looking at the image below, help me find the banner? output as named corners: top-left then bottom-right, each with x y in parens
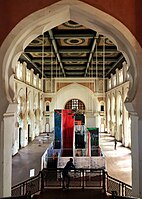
top-left (54, 109), bottom-right (62, 149)
top-left (62, 109), bottom-right (74, 156)
top-left (87, 127), bottom-right (99, 156)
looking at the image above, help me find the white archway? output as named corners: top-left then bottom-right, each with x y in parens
top-left (0, 0), bottom-right (142, 110)
top-left (1, 0), bottom-right (142, 197)
top-left (50, 83), bottom-right (97, 110)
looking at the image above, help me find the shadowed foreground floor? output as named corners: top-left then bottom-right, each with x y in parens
top-left (37, 189), bottom-right (111, 199)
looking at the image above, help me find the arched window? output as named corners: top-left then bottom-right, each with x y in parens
top-left (45, 102), bottom-right (50, 112)
top-left (65, 99), bottom-right (85, 111)
top-left (46, 105), bottom-right (49, 111)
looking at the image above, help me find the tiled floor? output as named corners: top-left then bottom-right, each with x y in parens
top-left (12, 132), bottom-right (132, 186)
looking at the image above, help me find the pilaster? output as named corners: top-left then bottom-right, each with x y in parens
top-left (125, 101), bottom-right (142, 198)
top-left (1, 103), bottom-right (18, 196)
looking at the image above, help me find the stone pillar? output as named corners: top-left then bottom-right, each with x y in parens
top-left (131, 114), bottom-right (138, 195)
top-left (116, 68), bottom-right (119, 85)
top-left (22, 62), bottom-right (27, 83)
top-left (122, 61), bottom-right (127, 82)
top-left (0, 103), bottom-right (17, 197)
top-left (111, 73), bottom-right (113, 88)
top-left (131, 114), bottom-right (142, 198)
top-left (125, 100), bottom-right (142, 198)
top-left (37, 74), bottom-right (39, 89)
top-left (30, 68), bottom-right (34, 85)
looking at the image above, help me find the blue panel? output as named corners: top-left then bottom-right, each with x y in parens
top-left (54, 110), bottom-right (62, 149)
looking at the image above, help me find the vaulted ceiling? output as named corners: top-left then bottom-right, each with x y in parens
top-left (19, 20), bottom-right (125, 79)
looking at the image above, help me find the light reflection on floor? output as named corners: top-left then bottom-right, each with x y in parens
top-left (100, 132), bottom-right (132, 185)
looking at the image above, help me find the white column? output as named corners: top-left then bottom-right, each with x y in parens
top-left (131, 114), bottom-right (142, 198)
top-left (22, 62), bottom-right (27, 83)
top-left (3, 113), bottom-right (13, 196)
top-left (1, 104), bottom-right (17, 197)
top-left (110, 73), bottom-right (113, 88)
top-left (30, 68), bottom-right (34, 85)
top-left (116, 68), bottom-right (119, 85)
top-left (122, 61), bottom-right (127, 82)
top-left (0, 103), bottom-right (17, 197)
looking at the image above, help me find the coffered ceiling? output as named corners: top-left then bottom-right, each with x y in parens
top-left (19, 20), bottom-right (125, 79)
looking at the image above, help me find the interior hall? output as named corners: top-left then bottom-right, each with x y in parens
top-left (0, 1), bottom-right (142, 199)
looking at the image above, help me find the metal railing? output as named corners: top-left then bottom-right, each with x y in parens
top-left (0, 196), bottom-right (31, 199)
top-left (42, 168), bottom-right (105, 190)
top-left (105, 172), bottom-right (132, 197)
top-left (12, 168), bottom-right (132, 198)
top-left (12, 172), bottom-right (42, 196)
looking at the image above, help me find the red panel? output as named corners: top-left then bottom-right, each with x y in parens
top-left (62, 109), bottom-right (74, 156)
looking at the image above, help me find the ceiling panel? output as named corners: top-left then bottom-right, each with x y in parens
top-left (20, 20), bottom-right (125, 78)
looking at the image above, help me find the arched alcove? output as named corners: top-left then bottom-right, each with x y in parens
top-left (50, 83), bottom-right (97, 111)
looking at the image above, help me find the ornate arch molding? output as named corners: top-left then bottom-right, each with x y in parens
top-left (0, 0), bottom-right (142, 114)
top-left (52, 82), bottom-right (94, 110)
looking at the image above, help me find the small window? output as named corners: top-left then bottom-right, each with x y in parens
top-left (101, 105), bottom-right (104, 112)
top-left (46, 105), bottom-right (49, 111)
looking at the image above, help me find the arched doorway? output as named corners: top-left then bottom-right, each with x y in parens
top-left (1, 1), bottom-right (141, 105)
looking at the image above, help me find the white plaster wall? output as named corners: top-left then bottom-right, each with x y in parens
top-left (51, 83), bottom-right (98, 110)
top-left (106, 81), bottom-right (130, 145)
top-left (86, 113), bottom-right (97, 128)
top-left (12, 78), bottom-right (43, 155)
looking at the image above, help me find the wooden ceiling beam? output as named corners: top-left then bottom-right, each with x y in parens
top-left (25, 47), bottom-right (118, 54)
top-left (32, 57), bottom-right (118, 62)
top-left (48, 30), bottom-right (66, 77)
